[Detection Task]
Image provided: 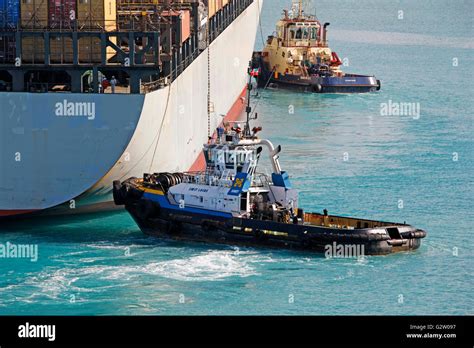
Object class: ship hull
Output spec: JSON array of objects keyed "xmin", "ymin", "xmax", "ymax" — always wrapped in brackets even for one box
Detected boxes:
[
  {"xmin": 256, "ymin": 56, "xmax": 380, "ymax": 93},
  {"xmin": 260, "ymin": 72, "xmax": 380, "ymax": 93},
  {"xmin": 0, "ymin": 0, "xmax": 263, "ymax": 219},
  {"xmin": 125, "ymin": 200, "xmax": 425, "ymax": 256}
]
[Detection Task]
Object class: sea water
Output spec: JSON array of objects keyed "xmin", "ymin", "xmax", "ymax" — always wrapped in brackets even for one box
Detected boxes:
[{"xmin": 0, "ymin": 0, "xmax": 472, "ymax": 315}]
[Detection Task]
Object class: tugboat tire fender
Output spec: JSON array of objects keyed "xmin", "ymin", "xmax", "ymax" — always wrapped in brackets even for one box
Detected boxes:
[
  {"xmin": 254, "ymin": 229, "xmax": 268, "ymax": 242},
  {"xmin": 113, "ymin": 180, "xmax": 125, "ymax": 205},
  {"xmin": 312, "ymin": 83, "xmax": 323, "ymax": 93},
  {"xmin": 125, "ymin": 186, "xmax": 144, "ymax": 203}
]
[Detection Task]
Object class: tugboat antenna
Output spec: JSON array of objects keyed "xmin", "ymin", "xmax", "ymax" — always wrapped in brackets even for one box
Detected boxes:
[
  {"xmin": 293, "ymin": 0, "xmax": 304, "ymax": 18},
  {"xmin": 244, "ymin": 62, "xmax": 253, "ymax": 138}
]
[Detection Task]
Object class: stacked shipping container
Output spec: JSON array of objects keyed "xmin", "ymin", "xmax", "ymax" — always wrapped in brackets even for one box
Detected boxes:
[
  {"xmin": 208, "ymin": 0, "xmax": 227, "ymax": 18},
  {"xmin": 161, "ymin": 9, "xmax": 190, "ymax": 44},
  {"xmin": 21, "ymin": 0, "xmax": 48, "ymax": 63},
  {"xmin": 49, "ymin": 0, "xmax": 76, "ymax": 29},
  {"xmin": 49, "ymin": 1, "xmax": 76, "ymax": 63},
  {"xmin": 3, "ymin": 0, "xmax": 221, "ymax": 65},
  {"xmin": 18, "ymin": 0, "xmax": 117, "ymax": 63},
  {"xmin": 77, "ymin": 0, "xmax": 117, "ymax": 63},
  {"xmin": 0, "ymin": 0, "xmax": 19, "ymax": 28},
  {"xmin": 0, "ymin": 0, "xmax": 19, "ymax": 63}
]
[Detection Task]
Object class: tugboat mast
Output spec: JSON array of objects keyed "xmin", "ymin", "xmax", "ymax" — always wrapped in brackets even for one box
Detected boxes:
[
  {"xmin": 293, "ymin": 0, "xmax": 304, "ymax": 19},
  {"xmin": 244, "ymin": 63, "xmax": 254, "ymax": 138}
]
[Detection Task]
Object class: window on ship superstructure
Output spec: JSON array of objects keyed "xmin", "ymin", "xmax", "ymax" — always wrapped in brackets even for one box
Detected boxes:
[
  {"xmin": 302, "ymin": 28, "xmax": 309, "ymax": 40},
  {"xmin": 289, "ymin": 29, "xmax": 295, "ymax": 40},
  {"xmin": 295, "ymin": 28, "xmax": 302, "ymax": 39}
]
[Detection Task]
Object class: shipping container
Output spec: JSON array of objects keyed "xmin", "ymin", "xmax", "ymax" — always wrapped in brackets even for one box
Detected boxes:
[
  {"xmin": 0, "ymin": 35, "xmax": 15, "ymax": 63},
  {"xmin": 22, "ymin": 36, "xmax": 45, "ymax": 63},
  {"xmin": 78, "ymin": 36, "xmax": 100, "ymax": 63},
  {"xmin": 77, "ymin": 0, "xmax": 116, "ymax": 30},
  {"xmin": 162, "ymin": 9, "xmax": 190, "ymax": 44},
  {"xmin": 0, "ymin": 0, "xmax": 19, "ymax": 63},
  {"xmin": 21, "ymin": 0, "xmax": 48, "ymax": 29},
  {"xmin": 50, "ymin": 36, "xmax": 73, "ymax": 63},
  {"xmin": 0, "ymin": 0, "xmax": 20, "ymax": 29},
  {"xmin": 49, "ymin": 0, "xmax": 77, "ymax": 29},
  {"xmin": 208, "ymin": 0, "xmax": 223, "ymax": 18},
  {"xmin": 77, "ymin": 0, "xmax": 117, "ymax": 63}
]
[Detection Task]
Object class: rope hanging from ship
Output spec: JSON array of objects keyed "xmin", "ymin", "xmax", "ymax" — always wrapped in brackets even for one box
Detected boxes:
[
  {"xmin": 249, "ymin": 66, "xmax": 276, "ymax": 120},
  {"xmin": 207, "ymin": 15, "xmax": 212, "ymax": 138},
  {"xmin": 256, "ymin": 0, "xmax": 265, "ymax": 47},
  {"xmin": 147, "ymin": 83, "xmax": 173, "ymax": 174}
]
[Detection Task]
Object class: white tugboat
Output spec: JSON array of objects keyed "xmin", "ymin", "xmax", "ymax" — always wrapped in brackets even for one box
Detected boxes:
[{"xmin": 114, "ymin": 70, "xmax": 425, "ymax": 255}]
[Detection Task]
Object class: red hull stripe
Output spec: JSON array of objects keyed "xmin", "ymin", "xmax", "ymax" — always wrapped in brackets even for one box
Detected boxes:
[{"xmin": 0, "ymin": 209, "xmax": 37, "ymax": 217}]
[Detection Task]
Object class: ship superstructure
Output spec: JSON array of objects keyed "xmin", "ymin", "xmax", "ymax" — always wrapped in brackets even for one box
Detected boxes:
[{"xmin": 0, "ymin": 0, "xmax": 263, "ymax": 218}]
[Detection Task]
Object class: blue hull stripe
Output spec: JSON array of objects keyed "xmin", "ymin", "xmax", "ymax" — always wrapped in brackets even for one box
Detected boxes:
[{"xmin": 143, "ymin": 192, "xmax": 233, "ymax": 219}]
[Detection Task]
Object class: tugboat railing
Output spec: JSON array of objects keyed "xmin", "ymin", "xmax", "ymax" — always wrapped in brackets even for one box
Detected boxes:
[{"xmin": 178, "ymin": 171, "xmax": 273, "ymax": 190}]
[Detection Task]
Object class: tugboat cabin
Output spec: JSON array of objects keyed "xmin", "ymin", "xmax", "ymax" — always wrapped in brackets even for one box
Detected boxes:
[{"xmin": 164, "ymin": 127, "xmax": 298, "ymax": 222}]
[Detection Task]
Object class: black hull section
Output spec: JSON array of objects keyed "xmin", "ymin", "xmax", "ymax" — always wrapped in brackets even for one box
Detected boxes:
[
  {"xmin": 125, "ymin": 203, "xmax": 425, "ymax": 256},
  {"xmin": 255, "ymin": 55, "xmax": 380, "ymax": 94}
]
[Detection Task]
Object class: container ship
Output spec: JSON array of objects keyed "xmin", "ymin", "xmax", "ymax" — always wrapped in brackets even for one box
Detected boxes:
[{"xmin": 0, "ymin": 0, "xmax": 263, "ymax": 218}]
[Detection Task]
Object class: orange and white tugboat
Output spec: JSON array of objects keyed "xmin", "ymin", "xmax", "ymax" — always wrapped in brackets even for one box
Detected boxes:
[{"xmin": 253, "ymin": 0, "xmax": 381, "ymax": 93}]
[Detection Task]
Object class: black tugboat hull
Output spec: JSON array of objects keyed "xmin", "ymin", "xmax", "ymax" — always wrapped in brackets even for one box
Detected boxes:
[
  {"xmin": 255, "ymin": 56, "xmax": 380, "ymax": 93},
  {"xmin": 259, "ymin": 72, "xmax": 380, "ymax": 94},
  {"xmin": 123, "ymin": 198, "xmax": 426, "ymax": 256}
]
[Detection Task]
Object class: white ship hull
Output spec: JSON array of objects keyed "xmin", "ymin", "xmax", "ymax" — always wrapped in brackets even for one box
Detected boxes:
[{"xmin": 0, "ymin": 0, "xmax": 262, "ymax": 217}]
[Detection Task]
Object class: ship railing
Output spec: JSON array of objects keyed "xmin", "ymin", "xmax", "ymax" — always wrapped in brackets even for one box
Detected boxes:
[
  {"xmin": 180, "ymin": 171, "xmax": 236, "ymax": 188},
  {"xmin": 143, "ymin": 44, "xmax": 200, "ymax": 92},
  {"xmin": 7, "ymin": 18, "xmax": 161, "ymax": 33},
  {"xmin": 251, "ymin": 173, "xmax": 272, "ymax": 188},
  {"xmin": 143, "ymin": 0, "xmax": 254, "ymax": 92}
]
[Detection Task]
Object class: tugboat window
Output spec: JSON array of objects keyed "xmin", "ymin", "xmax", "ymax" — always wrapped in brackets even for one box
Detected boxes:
[
  {"xmin": 296, "ymin": 28, "xmax": 303, "ymax": 39},
  {"xmin": 302, "ymin": 28, "xmax": 309, "ymax": 39}
]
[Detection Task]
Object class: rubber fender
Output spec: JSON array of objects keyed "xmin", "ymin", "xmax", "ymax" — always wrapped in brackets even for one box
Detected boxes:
[
  {"xmin": 123, "ymin": 185, "xmax": 142, "ymax": 202},
  {"xmin": 254, "ymin": 229, "xmax": 268, "ymax": 242},
  {"xmin": 313, "ymin": 83, "xmax": 323, "ymax": 93},
  {"xmin": 112, "ymin": 181, "xmax": 125, "ymax": 205}
]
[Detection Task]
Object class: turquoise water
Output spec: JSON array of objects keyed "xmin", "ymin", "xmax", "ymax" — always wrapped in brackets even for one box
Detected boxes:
[{"xmin": 1, "ymin": 0, "xmax": 473, "ymax": 315}]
